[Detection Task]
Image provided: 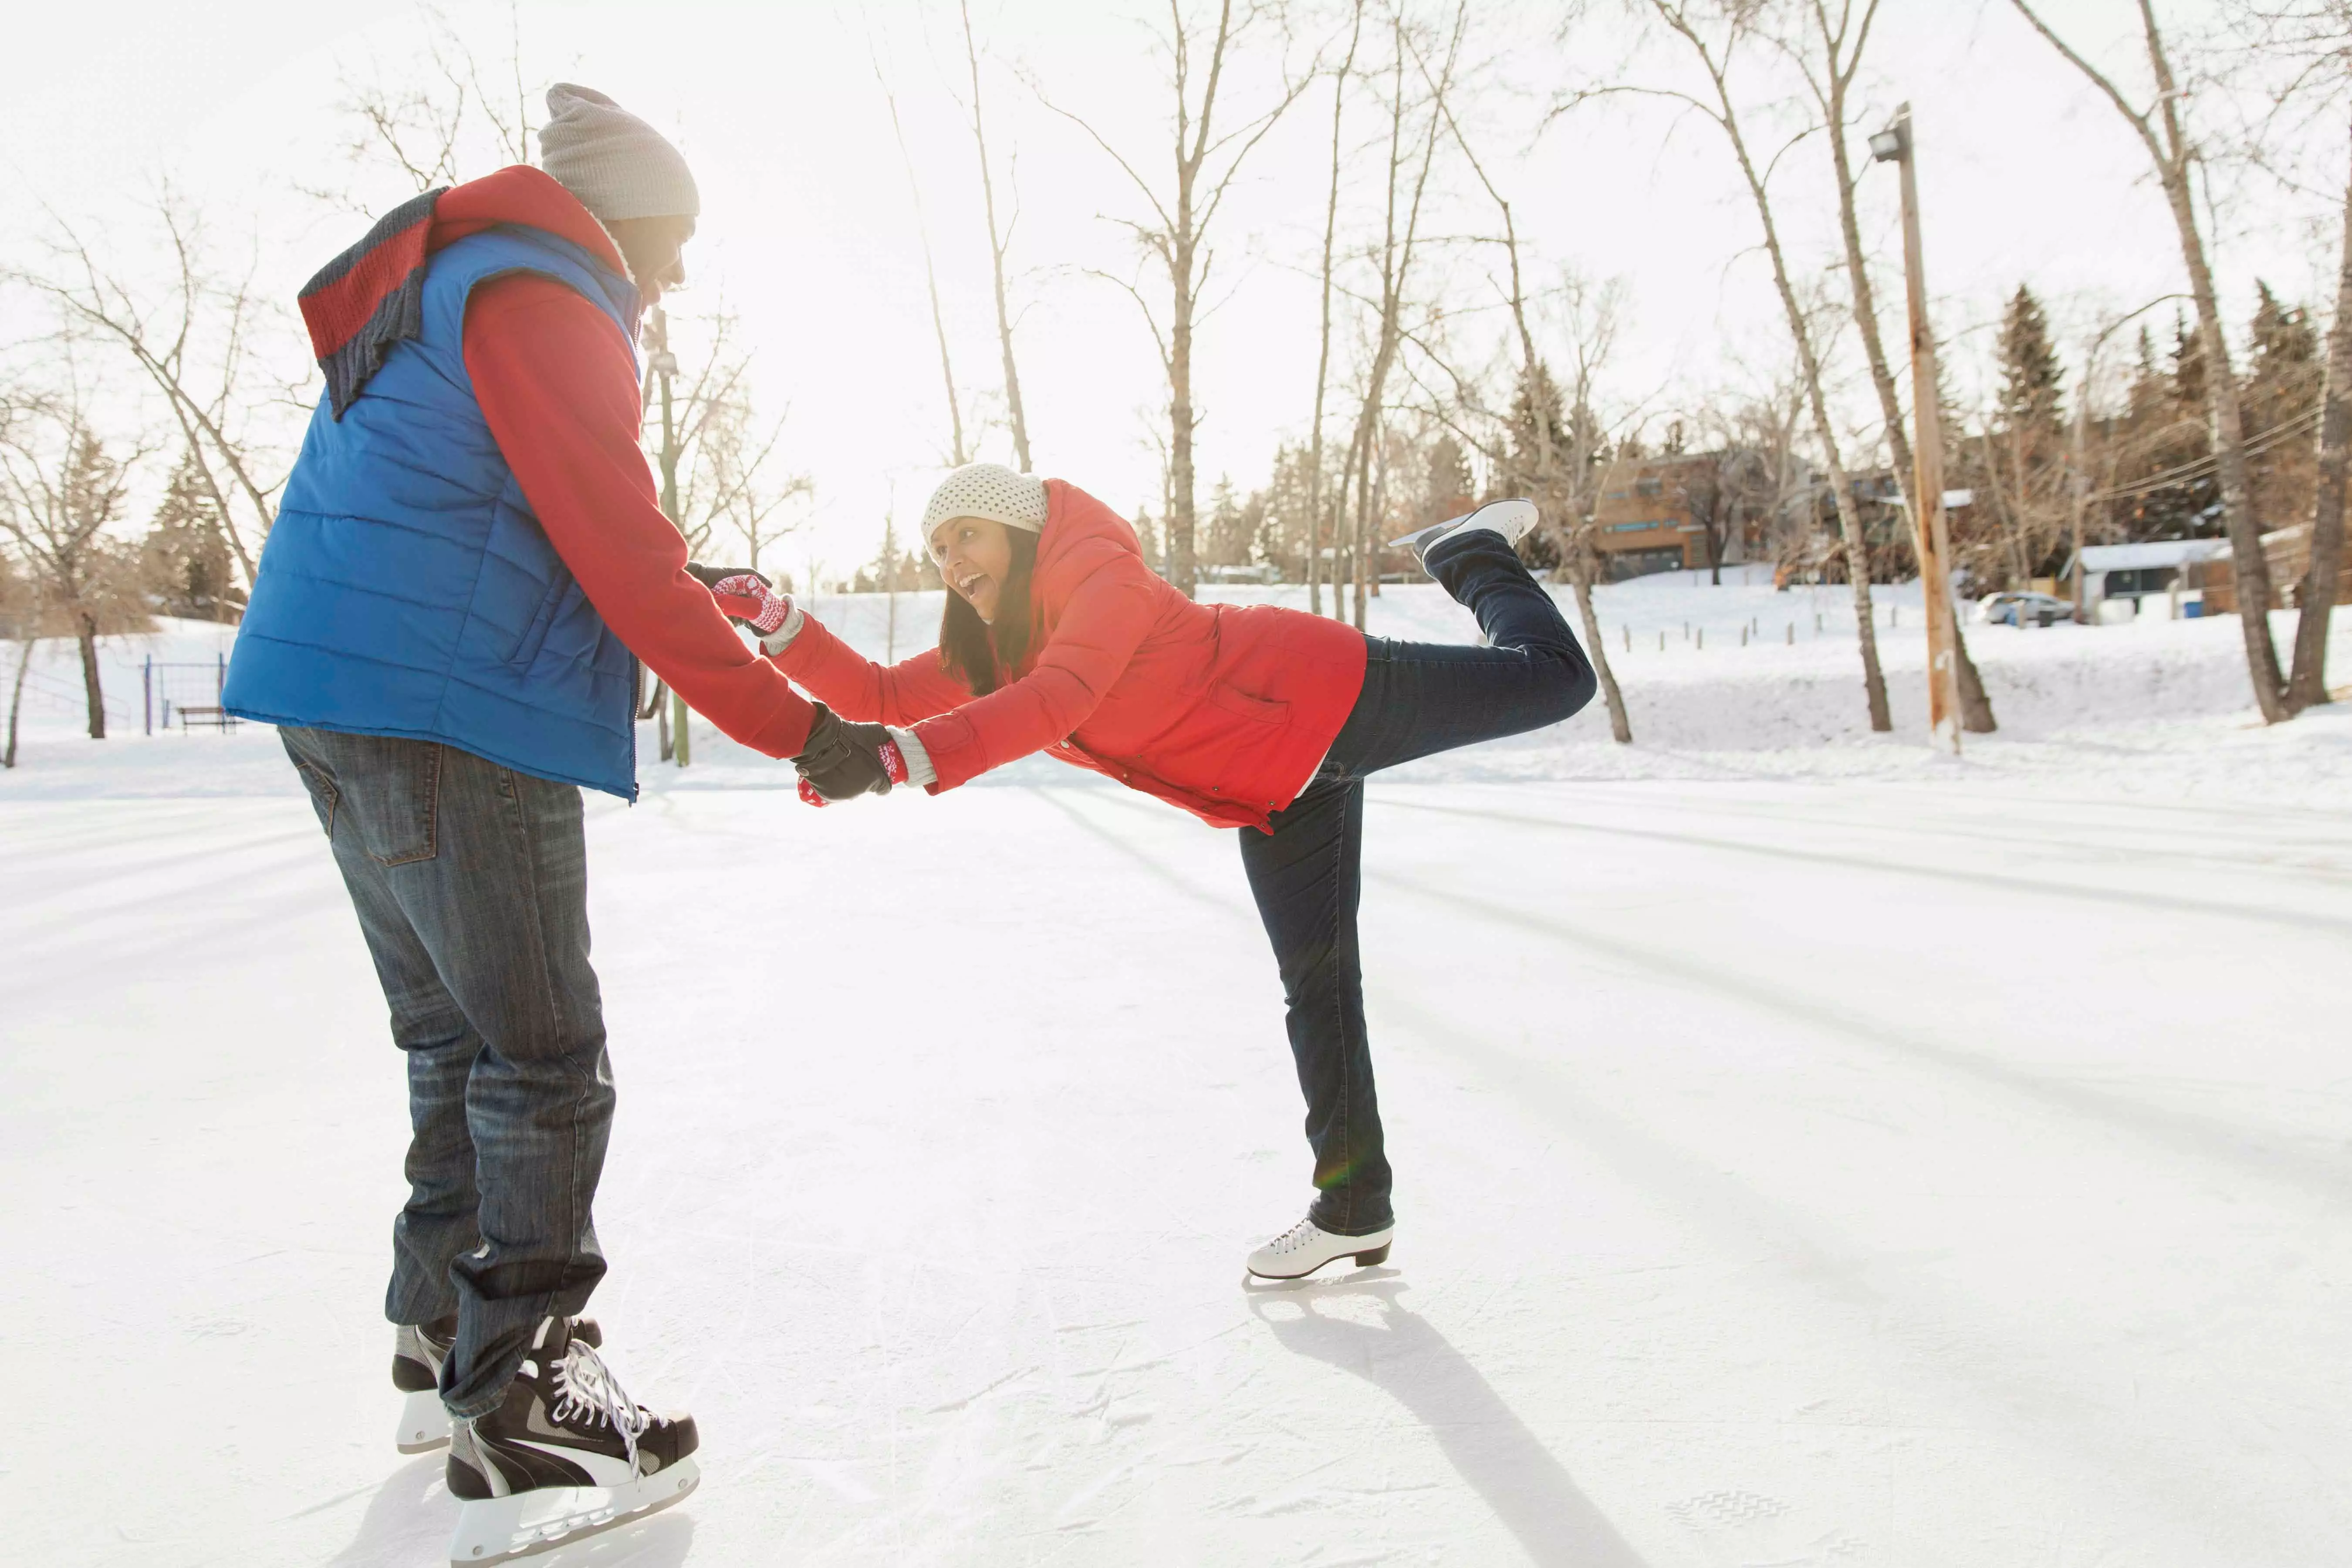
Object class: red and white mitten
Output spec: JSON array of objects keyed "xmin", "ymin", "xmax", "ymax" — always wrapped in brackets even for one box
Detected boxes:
[{"xmin": 706, "ymin": 574, "xmax": 794, "ymax": 636}]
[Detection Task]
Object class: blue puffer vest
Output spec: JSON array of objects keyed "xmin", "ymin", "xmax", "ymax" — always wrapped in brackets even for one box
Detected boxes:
[{"xmin": 224, "ymin": 226, "xmax": 644, "ymax": 799}]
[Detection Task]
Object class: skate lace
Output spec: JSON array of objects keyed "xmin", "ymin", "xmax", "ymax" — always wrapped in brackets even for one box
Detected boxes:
[
  {"xmin": 551, "ymin": 1339, "xmax": 651, "ymax": 1477},
  {"xmin": 1272, "ymin": 1218, "xmax": 1320, "ymax": 1254}
]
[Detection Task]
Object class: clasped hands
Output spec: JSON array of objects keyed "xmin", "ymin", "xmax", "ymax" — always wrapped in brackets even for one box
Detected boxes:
[{"xmin": 686, "ymin": 561, "xmax": 905, "ymax": 807}]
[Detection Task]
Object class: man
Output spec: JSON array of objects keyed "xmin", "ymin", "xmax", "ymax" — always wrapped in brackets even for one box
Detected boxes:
[{"xmin": 223, "ymin": 84, "xmax": 893, "ymax": 1560}]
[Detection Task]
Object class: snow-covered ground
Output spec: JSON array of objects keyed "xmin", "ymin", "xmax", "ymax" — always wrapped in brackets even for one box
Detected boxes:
[{"xmin": 5, "ymin": 589, "xmax": 2352, "ymax": 1566}]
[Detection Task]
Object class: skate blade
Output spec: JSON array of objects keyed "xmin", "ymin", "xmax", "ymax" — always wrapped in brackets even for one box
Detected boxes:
[
  {"xmin": 447, "ymin": 1456, "xmax": 700, "ymax": 1565},
  {"xmin": 397, "ymin": 1389, "xmax": 451, "ymax": 1454},
  {"xmin": 1247, "ymin": 1240, "xmax": 1393, "ymax": 1281}
]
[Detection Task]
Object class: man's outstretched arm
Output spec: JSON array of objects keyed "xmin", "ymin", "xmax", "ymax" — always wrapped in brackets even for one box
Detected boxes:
[{"xmin": 464, "ymin": 273, "xmax": 816, "ymax": 758}]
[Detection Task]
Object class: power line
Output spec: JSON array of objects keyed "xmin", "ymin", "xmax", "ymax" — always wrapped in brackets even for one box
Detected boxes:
[{"xmin": 2086, "ymin": 406, "xmax": 2323, "ymax": 504}]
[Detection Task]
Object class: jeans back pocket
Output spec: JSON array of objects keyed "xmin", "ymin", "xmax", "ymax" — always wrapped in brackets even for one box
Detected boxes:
[{"xmin": 335, "ymin": 735, "xmax": 444, "ymax": 866}]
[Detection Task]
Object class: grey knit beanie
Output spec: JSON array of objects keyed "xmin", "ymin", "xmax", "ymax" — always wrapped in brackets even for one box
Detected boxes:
[{"xmin": 538, "ymin": 84, "xmax": 700, "ymax": 223}]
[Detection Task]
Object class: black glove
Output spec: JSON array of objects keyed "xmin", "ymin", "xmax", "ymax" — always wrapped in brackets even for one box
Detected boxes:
[{"xmin": 793, "ymin": 703, "xmax": 904, "ymax": 802}]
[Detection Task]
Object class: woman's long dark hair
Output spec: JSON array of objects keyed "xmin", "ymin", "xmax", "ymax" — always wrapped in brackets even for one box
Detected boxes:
[{"xmin": 938, "ymin": 526, "xmax": 1039, "ymax": 696}]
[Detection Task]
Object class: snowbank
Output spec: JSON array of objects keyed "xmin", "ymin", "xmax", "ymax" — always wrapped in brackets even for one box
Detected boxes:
[{"xmin": 8, "ymin": 591, "xmax": 2350, "ymax": 808}]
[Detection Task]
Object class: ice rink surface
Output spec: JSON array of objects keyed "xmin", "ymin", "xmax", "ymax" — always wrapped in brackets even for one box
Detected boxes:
[{"xmin": 7, "ymin": 707, "xmax": 2352, "ymax": 1566}]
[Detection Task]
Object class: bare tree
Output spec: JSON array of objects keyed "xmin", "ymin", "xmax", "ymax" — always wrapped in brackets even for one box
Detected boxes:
[
  {"xmin": 962, "ymin": 0, "xmax": 1034, "ymax": 470},
  {"xmin": 1043, "ymin": 0, "xmax": 1315, "ymax": 598},
  {"xmin": 10, "ymin": 202, "xmax": 286, "ymax": 591},
  {"xmin": 1782, "ymin": 0, "xmax": 1997, "ymax": 730},
  {"xmin": 0, "ymin": 382, "xmax": 152, "ymax": 739},
  {"xmin": 2299, "ymin": 120, "xmax": 2352, "ymax": 704},
  {"xmin": 1331, "ymin": 3, "xmax": 1461, "ymax": 629},
  {"xmin": 304, "ymin": 2, "xmax": 537, "ymax": 215},
  {"xmin": 648, "ymin": 305, "xmax": 809, "ymax": 568},
  {"xmin": 872, "ymin": 41, "xmax": 971, "ymax": 468},
  {"xmin": 2, "ymin": 549, "xmax": 39, "ymax": 769},
  {"xmin": 1422, "ymin": 43, "xmax": 1633, "ymax": 740},
  {"xmin": 1308, "ymin": 0, "xmax": 1369, "ymax": 618},
  {"xmin": 2232, "ymin": 0, "xmax": 2352, "ymax": 707},
  {"xmin": 1604, "ymin": 0, "xmax": 1893, "ymax": 730},
  {"xmin": 2011, "ymin": 0, "xmax": 2290, "ymax": 719}
]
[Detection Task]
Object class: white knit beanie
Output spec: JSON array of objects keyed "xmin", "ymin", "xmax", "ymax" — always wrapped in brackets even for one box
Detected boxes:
[
  {"xmin": 539, "ymin": 84, "xmax": 700, "ymax": 223},
  {"xmin": 921, "ymin": 463, "xmax": 1048, "ymax": 540}
]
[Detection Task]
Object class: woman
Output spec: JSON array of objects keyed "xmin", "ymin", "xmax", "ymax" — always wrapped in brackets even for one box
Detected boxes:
[{"xmin": 695, "ymin": 464, "xmax": 1595, "ymax": 1278}]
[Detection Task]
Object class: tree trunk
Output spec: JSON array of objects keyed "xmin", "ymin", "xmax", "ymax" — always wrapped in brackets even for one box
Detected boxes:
[
  {"xmin": 1307, "ymin": 10, "xmax": 1362, "ymax": 618},
  {"xmin": 2288, "ymin": 135, "xmax": 2352, "ymax": 712},
  {"xmin": 76, "ymin": 612, "xmax": 104, "ymax": 739},
  {"xmin": 1825, "ymin": 74, "xmax": 1995, "ymax": 732},
  {"xmin": 1169, "ymin": 230, "xmax": 1199, "ymax": 600},
  {"xmin": 2169, "ymin": 166, "xmax": 2285, "ymax": 718},
  {"xmin": 2139, "ymin": 11, "xmax": 2286, "ymax": 717},
  {"xmin": 1350, "ymin": 420, "xmax": 1374, "ymax": 629},
  {"xmin": 1570, "ymin": 565, "xmax": 1632, "ymax": 743},
  {"xmin": 1701, "ymin": 44, "xmax": 1890, "ymax": 728},
  {"xmin": 2009, "ymin": 0, "xmax": 2282, "ymax": 715},
  {"xmin": 4, "ymin": 636, "xmax": 32, "ymax": 768}
]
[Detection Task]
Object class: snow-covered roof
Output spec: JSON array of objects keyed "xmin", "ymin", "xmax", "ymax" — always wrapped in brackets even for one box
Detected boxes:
[{"xmin": 2078, "ymin": 539, "xmax": 2230, "ymax": 571}]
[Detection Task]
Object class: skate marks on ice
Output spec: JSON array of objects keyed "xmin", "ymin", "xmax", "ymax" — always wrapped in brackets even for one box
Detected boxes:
[
  {"xmin": 1245, "ymin": 1273, "xmax": 1649, "ymax": 1568},
  {"xmin": 322, "ymin": 1452, "xmax": 693, "ymax": 1568},
  {"xmin": 1377, "ymin": 796, "xmax": 2352, "ymax": 940},
  {"xmin": 1663, "ymin": 1489, "xmax": 1867, "ymax": 1568},
  {"xmin": 1366, "ymin": 861, "xmax": 2352, "ymax": 1210}
]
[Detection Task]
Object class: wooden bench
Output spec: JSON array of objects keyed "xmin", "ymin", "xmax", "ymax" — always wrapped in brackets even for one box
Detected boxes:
[{"xmin": 175, "ymin": 705, "xmax": 239, "ymax": 732}]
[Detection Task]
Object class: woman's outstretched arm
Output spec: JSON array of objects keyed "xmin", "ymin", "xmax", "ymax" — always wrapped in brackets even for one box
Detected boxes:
[
  {"xmin": 769, "ymin": 612, "xmax": 971, "ymax": 727},
  {"xmin": 907, "ymin": 553, "xmax": 1159, "ymax": 792}
]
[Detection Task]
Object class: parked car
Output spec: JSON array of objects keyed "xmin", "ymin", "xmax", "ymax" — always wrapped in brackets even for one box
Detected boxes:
[{"xmin": 1978, "ymin": 591, "xmax": 2076, "ymax": 628}]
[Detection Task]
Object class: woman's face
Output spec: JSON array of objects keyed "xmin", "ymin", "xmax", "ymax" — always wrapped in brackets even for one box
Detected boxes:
[{"xmin": 931, "ymin": 515, "xmax": 1015, "ymax": 624}]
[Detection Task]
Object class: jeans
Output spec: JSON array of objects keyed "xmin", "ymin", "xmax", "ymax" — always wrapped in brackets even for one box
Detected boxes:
[
  {"xmin": 1237, "ymin": 531, "xmax": 1596, "ymax": 1235},
  {"xmin": 281, "ymin": 727, "xmax": 614, "ymax": 1419}
]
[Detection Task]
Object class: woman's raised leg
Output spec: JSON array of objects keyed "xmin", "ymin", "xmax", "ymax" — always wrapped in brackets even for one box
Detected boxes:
[{"xmin": 1325, "ymin": 525, "xmax": 1598, "ymax": 777}]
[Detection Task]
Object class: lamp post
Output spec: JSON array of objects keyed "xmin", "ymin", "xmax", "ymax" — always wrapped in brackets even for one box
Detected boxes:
[
  {"xmin": 650, "ymin": 304, "xmax": 689, "ymax": 768},
  {"xmin": 1872, "ymin": 105, "xmax": 1963, "ymax": 756}
]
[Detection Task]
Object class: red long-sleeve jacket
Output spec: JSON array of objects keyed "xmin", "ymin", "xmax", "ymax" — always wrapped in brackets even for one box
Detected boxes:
[
  {"xmin": 772, "ymin": 482, "xmax": 1369, "ymax": 830},
  {"xmin": 464, "ymin": 268, "xmax": 815, "ymax": 760}
]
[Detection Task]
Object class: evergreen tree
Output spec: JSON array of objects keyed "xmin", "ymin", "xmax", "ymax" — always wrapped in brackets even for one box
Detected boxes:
[
  {"xmin": 142, "ymin": 451, "xmax": 243, "ymax": 623},
  {"xmin": 1132, "ymin": 506, "xmax": 1164, "ymax": 576},
  {"xmin": 1424, "ymin": 435, "xmax": 1473, "ymax": 521},
  {"xmin": 2244, "ymin": 281, "xmax": 2323, "ymax": 533},
  {"xmin": 1996, "ymin": 285, "xmax": 2065, "ymax": 435},
  {"xmin": 1259, "ymin": 443, "xmax": 1315, "ymax": 580},
  {"xmin": 1203, "ymin": 475, "xmax": 1249, "ymax": 568},
  {"xmin": 2169, "ymin": 310, "xmax": 2206, "ymax": 414},
  {"xmin": 2244, "ymin": 281, "xmax": 2322, "ymax": 436},
  {"xmin": 2127, "ymin": 325, "xmax": 2167, "ymax": 423},
  {"xmin": 1502, "ymin": 362, "xmax": 1571, "ymax": 494}
]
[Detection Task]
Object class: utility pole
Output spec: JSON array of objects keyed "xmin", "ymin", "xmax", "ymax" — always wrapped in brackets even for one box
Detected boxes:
[
  {"xmin": 651, "ymin": 304, "xmax": 689, "ymax": 767},
  {"xmin": 1873, "ymin": 105, "xmax": 1961, "ymax": 755}
]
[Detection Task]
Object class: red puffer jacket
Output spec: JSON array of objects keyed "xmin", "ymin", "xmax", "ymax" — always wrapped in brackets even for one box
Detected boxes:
[{"xmin": 772, "ymin": 481, "xmax": 1369, "ymax": 829}]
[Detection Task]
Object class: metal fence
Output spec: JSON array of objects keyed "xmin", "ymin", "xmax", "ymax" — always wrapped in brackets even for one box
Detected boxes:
[{"xmin": 142, "ymin": 656, "xmax": 235, "ymax": 733}]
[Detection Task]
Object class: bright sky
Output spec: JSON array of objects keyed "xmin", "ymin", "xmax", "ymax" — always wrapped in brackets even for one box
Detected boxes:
[{"xmin": 2, "ymin": 0, "xmax": 2339, "ymax": 577}]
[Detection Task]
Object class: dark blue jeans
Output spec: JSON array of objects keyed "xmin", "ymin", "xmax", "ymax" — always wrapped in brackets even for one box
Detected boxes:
[
  {"xmin": 281, "ymin": 727, "xmax": 613, "ymax": 1419},
  {"xmin": 1238, "ymin": 532, "xmax": 1596, "ymax": 1235}
]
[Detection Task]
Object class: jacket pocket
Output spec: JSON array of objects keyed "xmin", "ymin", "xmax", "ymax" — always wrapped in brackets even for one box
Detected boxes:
[
  {"xmin": 1209, "ymin": 684, "xmax": 1289, "ymax": 725},
  {"xmin": 508, "ymin": 566, "xmax": 575, "ymax": 669}
]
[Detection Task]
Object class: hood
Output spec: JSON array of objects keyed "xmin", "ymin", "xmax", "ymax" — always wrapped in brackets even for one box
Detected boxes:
[
  {"xmin": 297, "ymin": 166, "xmax": 632, "ymax": 419},
  {"xmin": 1036, "ymin": 481, "xmax": 1149, "ymax": 582}
]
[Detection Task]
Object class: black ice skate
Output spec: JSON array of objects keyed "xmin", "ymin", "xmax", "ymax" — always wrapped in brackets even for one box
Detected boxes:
[
  {"xmin": 393, "ymin": 1313, "xmax": 601, "ymax": 1455},
  {"xmin": 443, "ymin": 1315, "xmax": 697, "ymax": 1565}
]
